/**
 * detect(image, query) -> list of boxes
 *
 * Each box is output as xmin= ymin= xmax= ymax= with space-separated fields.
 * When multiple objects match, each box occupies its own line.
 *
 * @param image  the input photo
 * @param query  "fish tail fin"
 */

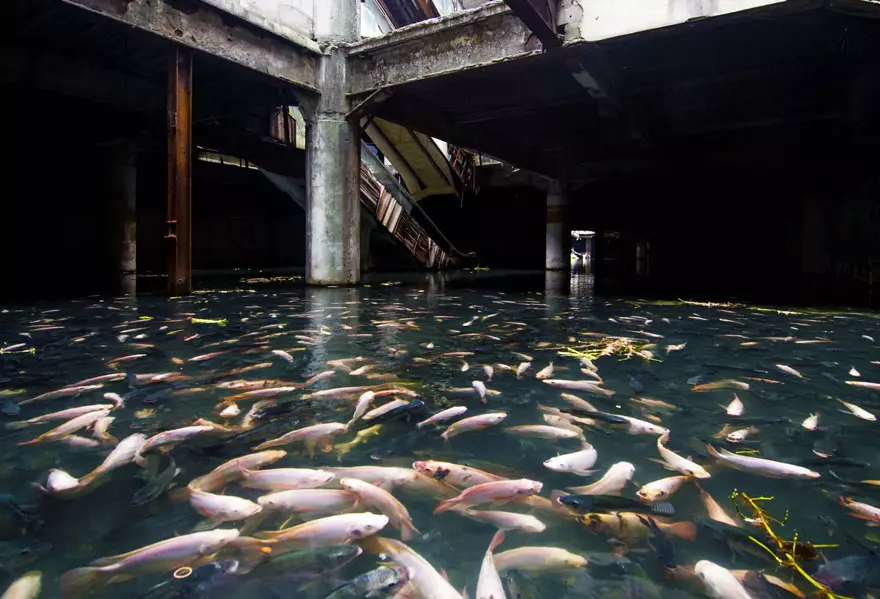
xmin=59 ymin=567 xmax=107 ymax=599
xmin=5 ymin=421 xmax=30 ymax=430
xmin=17 ymin=438 xmax=41 ymax=446
xmin=230 ymin=536 xmax=273 ymax=568
xmin=400 ymin=521 xmax=421 ymax=541
xmin=433 ymin=498 xmax=461 ymax=514
xmin=665 ymin=521 xmax=697 ymax=542
xmin=166 ymin=486 xmax=192 ymax=502
xmin=238 ymin=511 xmax=271 ymax=537
xmin=488 ymin=529 xmax=505 ymax=553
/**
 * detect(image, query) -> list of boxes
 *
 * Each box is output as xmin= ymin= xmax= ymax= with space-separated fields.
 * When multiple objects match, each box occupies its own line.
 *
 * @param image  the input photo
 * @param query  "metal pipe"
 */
xmin=166 ymin=46 xmax=193 ymax=296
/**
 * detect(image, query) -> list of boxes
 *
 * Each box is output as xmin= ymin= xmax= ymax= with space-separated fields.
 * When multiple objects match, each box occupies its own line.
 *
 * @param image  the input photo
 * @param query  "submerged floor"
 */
xmin=1 ymin=274 xmax=879 ymax=598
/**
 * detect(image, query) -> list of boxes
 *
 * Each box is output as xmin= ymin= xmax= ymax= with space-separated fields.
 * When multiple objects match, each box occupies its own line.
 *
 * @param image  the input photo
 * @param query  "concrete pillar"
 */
xmin=306 ymin=0 xmax=360 ymax=285
xmin=314 ymin=0 xmax=359 ymax=45
xmin=361 ymin=215 xmax=376 ymax=274
xmin=109 ymin=140 xmax=137 ymax=296
xmin=545 ymin=182 xmax=570 ymax=270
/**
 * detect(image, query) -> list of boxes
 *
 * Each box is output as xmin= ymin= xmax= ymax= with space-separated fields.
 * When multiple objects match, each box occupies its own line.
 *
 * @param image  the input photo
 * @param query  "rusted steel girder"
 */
xmin=503 ymin=0 xmax=561 ymax=48
xmin=166 ymin=47 xmax=193 ymax=296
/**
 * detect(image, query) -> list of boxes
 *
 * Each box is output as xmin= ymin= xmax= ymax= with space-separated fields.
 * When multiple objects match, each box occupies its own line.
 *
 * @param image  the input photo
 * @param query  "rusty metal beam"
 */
xmin=60 ymin=0 xmax=320 ymax=93
xmin=166 ymin=47 xmax=193 ymax=296
xmin=503 ymin=0 xmax=560 ymax=48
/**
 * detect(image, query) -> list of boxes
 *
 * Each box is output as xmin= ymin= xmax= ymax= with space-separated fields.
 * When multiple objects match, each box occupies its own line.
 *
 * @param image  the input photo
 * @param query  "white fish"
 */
xmin=252 ymin=422 xmax=348 ymax=453
xmin=801 ymin=412 xmax=819 ymax=431
xmin=535 ymin=363 xmax=554 ymax=380
xmin=725 ymin=426 xmax=758 ymax=443
xmin=189 ymin=489 xmax=262 ymax=523
xmin=706 ymin=445 xmax=820 ymax=479
xmin=441 ymin=413 xmax=506 ymax=441
xmin=636 ymin=476 xmax=689 ymax=502
xmin=219 ymin=403 xmax=241 ymax=418
xmin=476 ymin=531 xmax=506 ymax=599
xmin=472 ymin=381 xmax=487 ymax=404
xmin=81 ymin=433 xmax=148 ymax=486
xmin=516 ymin=362 xmax=531 ymax=377
xmin=849 ymin=366 xmax=861 ymax=377
xmin=846 ymin=381 xmax=880 ymax=391
xmin=542 ymin=380 xmax=615 ymax=396
xmin=4 ymin=404 xmax=116 ymax=430
xmin=363 ymin=400 xmax=408 ymax=422
xmin=617 ymin=415 xmax=668 ymax=436
xmin=839 ymin=399 xmax=876 ymax=421
xmin=559 ymin=394 xmax=599 ymax=412
xmin=340 ymin=478 xmax=420 ymax=541
xmin=349 ymin=391 xmax=377 ymax=425
xmin=493 ymin=547 xmax=587 ymax=573
xmin=59 ymin=530 xmax=240 ymax=599
xmin=568 ymin=462 xmax=635 ymax=495
xmin=725 ymin=395 xmax=744 ymax=416
xmin=657 ymin=432 xmax=711 ymax=479
xmin=695 ymin=560 xmax=753 ymax=599
xmin=2 ymin=570 xmax=41 ymax=599
xmin=271 ymin=349 xmax=294 ymax=363
xmin=504 ymin=425 xmax=581 ymax=440
xmin=775 ymin=364 xmax=803 ymax=378
xmin=44 ymin=469 xmax=80 ymax=494
xmin=239 ymin=467 xmax=334 ymax=491
xmin=257 ymin=489 xmax=357 ymax=515
xmin=416 ymin=406 xmax=467 ymax=430
xmin=460 ymin=510 xmax=546 ymax=533
xmin=461 ymin=361 xmax=470 ymax=372
xmin=18 ymin=409 xmax=111 ymax=446
xmin=543 ymin=446 xmax=598 ymax=476
xmin=483 ymin=365 xmax=494 ymax=381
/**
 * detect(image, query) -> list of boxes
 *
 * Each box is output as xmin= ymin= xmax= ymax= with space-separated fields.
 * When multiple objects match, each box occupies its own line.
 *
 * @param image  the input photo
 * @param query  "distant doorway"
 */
xmin=571 ymin=230 xmax=595 ymax=272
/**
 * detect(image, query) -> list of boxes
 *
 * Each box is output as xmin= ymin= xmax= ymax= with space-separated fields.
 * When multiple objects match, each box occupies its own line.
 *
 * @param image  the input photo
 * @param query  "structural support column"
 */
xmin=166 ymin=47 xmax=193 ymax=296
xmin=109 ymin=140 xmax=137 ymax=296
xmin=545 ymin=182 xmax=570 ymax=270
xmin=306 ymin=0 xmax=360 ymax=285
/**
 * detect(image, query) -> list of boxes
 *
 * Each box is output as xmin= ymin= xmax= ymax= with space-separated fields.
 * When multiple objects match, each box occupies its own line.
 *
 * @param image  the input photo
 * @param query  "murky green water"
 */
xmin=2 ymin=272 xmax=880 ymax=599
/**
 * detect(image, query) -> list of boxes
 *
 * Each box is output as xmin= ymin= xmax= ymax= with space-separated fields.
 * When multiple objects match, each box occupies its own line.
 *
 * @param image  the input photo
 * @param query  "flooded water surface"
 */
xmin=2 ymin=274 xmax=880 ymax=599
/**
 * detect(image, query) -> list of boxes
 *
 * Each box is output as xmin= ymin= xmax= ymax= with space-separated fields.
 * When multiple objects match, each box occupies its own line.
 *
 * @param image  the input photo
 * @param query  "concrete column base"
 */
xmin=546 ymin=182 xmax=570 ymax=271
xmin=109 ymin=140 xmax=137 ymax=296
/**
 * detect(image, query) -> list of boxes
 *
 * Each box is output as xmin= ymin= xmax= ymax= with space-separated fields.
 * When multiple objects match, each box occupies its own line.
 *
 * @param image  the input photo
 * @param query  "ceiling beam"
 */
xmin=346 ymin=4 xmax=534 ymax=97
xmin=503 ymin=0 xmax=561 ymax=48
xmin=61 ymin=0 xmax=321 ymax=93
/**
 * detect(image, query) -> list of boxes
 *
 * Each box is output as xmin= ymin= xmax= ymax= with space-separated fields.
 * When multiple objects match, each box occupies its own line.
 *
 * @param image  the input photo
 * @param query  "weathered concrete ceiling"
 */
xmin=60 ymin=0 xmax=321 ymax=93
xmin=347 ymin=4 xmax=535 ymax=96
xmin=348 ymin=1 xmax=880 ymax=183
xmin=197 ymin=0 xmax=318 ymax=51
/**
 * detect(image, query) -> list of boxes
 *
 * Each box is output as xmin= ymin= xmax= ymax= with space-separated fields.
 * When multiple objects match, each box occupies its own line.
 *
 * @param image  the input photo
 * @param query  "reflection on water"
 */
xmin=1 ymin=272 xmax=879 ymax=599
